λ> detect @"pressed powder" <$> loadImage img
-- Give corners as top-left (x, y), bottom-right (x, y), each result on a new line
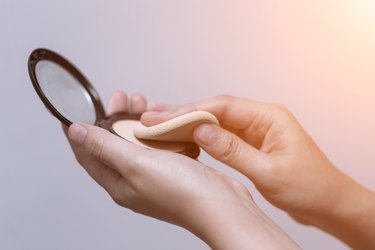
top-left (112, 120), bottom-right (187, 152)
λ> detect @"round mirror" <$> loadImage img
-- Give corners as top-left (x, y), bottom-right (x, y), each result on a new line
top-left (28, 49), bottom-right (105, 126)
top-left (35, 60), bottom-right (96, 124)
top-left (28, 48), bottom-right (201, 159)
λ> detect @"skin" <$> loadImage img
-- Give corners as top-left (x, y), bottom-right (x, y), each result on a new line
top-left (63, 91), bottom-right (300, 250)
top-left (142, 95), bottom-right (375, 249)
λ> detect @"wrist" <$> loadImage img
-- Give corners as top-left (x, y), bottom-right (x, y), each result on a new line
top-left (306, 172), bottom-right (375, 249)
top-left (186, 197), bottom-right (299, 250)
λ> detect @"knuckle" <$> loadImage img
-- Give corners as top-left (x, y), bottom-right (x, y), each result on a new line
top-left (231, 179), bottom-right (247, 192)
top-left (230, 180), bottom-right (253, 199)
top-left (71, 149), bottom-right (88, 166)
top-left (111, 184), bottom-right (139, 209)
top-left (271, 103), bottom-right (290, 115)
top-left (256, 159), bottom-right (280, 186)
top-left (74, 154), bottom-right (85, 166)
top-left (221, 133), bottom-right (241, 163)
top-left (269, 103), bottom-right (294, 122)
top-left (111, 195), bottom-right (126, 207)
top-left (109, 184), bottom-right (132, 208)
top-left (213, 94), bottom-right (235, 103)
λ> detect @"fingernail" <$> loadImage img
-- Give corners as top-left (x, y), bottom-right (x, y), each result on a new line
top-left (68, 123), bottom-right (88, 145)
top-left (108, 94), bottom-right (118, 114)
top-left (194, 124), bottom-right (219, 146)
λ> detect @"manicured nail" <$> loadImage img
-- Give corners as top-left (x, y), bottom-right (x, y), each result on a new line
top-left (68, 123), bottom-right (88, 145)
top-left (194, 124), bottom-right (219, 146)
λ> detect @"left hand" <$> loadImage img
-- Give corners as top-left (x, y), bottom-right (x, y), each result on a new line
top-left (62, 91), bottom-right (300, 250)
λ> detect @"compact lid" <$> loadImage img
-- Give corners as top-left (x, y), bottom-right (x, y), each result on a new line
top-left (28, 48), bottom-right (106, 126)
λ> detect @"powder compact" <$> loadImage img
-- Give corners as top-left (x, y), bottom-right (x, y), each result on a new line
top-left (28, 48), bottom-right (219, 158)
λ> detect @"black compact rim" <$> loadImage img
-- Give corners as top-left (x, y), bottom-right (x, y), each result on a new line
top-left (28, 48), bottom-right (106, 126)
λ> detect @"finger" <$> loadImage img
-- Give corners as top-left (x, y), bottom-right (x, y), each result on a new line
top-left (193, 123), bottom-right (270, 183)
top-left (141, 104), bottom-right (180, 126)
top-left (62, 123), bottom-right (69, 136)
top-left (129, 93), bottom-right (148, 115)
top-left (141, 104), bottom-right (193, 126)
top-left (63, 123), bottom-right (124, 195)
top-left (141, 95), bottom-right (275, 148)
top-left (142, 95), bottom-right (268, 128)
top-left (108, 91), bottom-right (128, 115)
top-left (72, 143), bottom-right (123, 196)
top-left (147, 103), bottom-right (179, 112)
top-left (68, 123), bottom-right (148, 176)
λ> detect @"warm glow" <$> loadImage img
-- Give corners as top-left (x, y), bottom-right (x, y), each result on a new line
top-left (362, 0), bottom-right (375, 19)
top-left (347, 0), bottom-right (375, 27)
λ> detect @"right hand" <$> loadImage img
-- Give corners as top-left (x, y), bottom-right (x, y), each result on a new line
top-left (142, 95), bottom-right (375, 249)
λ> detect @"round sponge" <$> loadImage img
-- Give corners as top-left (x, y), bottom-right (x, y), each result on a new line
top-left (134, 111), bottom-right (219, 142)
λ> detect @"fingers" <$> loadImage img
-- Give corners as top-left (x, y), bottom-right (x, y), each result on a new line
top-left (141, 103), bottom-right (180, 126)
top-left (141, 95), bottom-right (277, 149)
top-left (193, 95), bottom-right (269, 131)
top-left (108, 91), bottom-right (128, 115)
top-left (147, 103), bottom-right (180, 112)
top-left (129, 93), bottom-right (148, 115)
top-left (68, 123), bottom-right (146, 176)
top-left (193, 124), bottom-right (270, 182)
top-left (107, 91), bottom-right (148, 116)
top-left (63, 123), bottom-right (123, 195)
top-left (62, 91), bottom-right (150, 202)
top-left (141, 95), bottom-right (269, 129)
top-left (74, 145), bottom-right (123, 196)
top-left (141, 105), bottom-right (193, 126)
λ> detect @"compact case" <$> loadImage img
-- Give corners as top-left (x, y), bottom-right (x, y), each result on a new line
top-left (28, 48), bottom-right (218, 158)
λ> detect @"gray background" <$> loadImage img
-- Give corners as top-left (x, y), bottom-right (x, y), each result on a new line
top-left (1, 1), bottom-right (375, 249)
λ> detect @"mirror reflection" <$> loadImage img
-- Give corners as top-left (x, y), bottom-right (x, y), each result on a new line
top-left (35, 60), bottom-right (96, 124)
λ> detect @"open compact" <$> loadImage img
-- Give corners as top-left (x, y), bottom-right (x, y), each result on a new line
top-left (28, 48), bottom-right (219, 158)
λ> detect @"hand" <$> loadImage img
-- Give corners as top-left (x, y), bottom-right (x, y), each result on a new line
top-left (62, 92), bottom-right (300, 250)
top-left (141, 95), bottom-right (375, 249)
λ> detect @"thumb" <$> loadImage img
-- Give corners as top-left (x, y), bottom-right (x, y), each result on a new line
top-left (193, 124), bottom-right (269, 180)
top-left (68, 123), bottom-right (144, 175)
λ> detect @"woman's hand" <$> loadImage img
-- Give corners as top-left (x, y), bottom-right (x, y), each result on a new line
top-left (62, 92), bottom-right (300, 250)
top-left (142, 95), bottom-right (375, 249)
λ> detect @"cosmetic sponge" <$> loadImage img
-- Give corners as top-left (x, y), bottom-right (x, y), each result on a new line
top-left (134, 111), bottom-right (219, 143)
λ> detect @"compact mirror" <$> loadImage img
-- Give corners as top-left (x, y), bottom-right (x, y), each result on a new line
top-left (29, 48), bottom-right (106, 126)
top-left (35, 60), bottom-right (97, 124)
top-left (28, 48), bottom-right (200, 158)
